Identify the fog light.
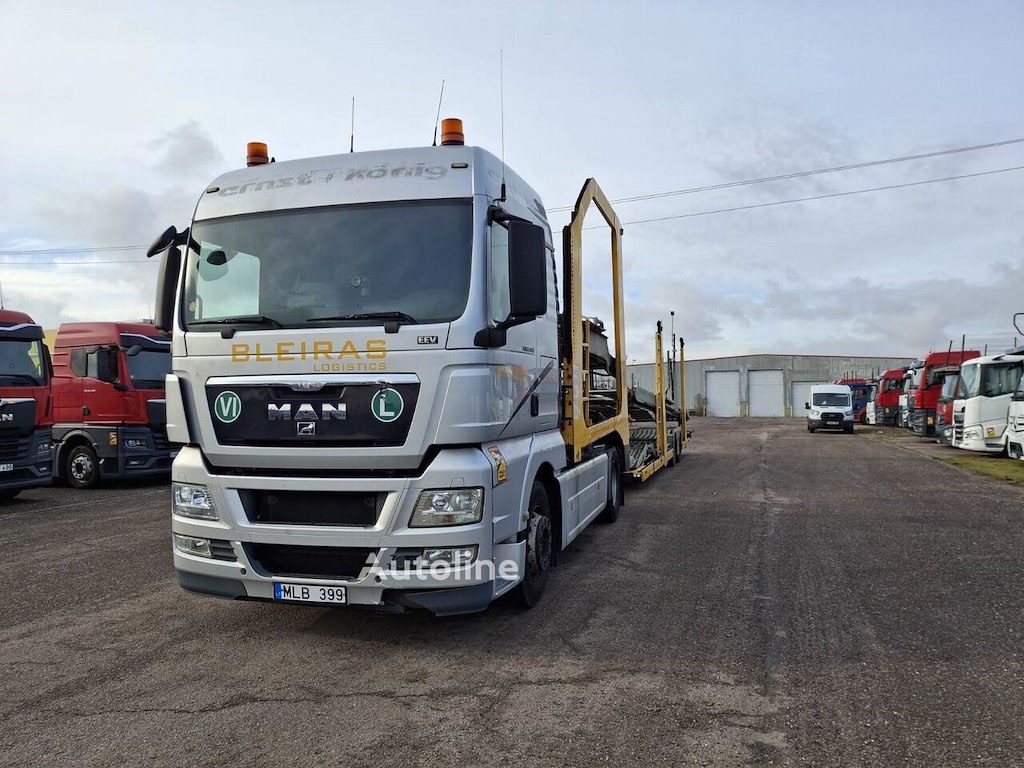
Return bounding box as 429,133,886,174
422,546,478,567
173,534,212,558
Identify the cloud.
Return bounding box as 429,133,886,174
147,120,224,179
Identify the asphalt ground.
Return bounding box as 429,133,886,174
1,418,1022,767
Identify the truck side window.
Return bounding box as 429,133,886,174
85,349,119,384
70,349,87,377
489,223,511,325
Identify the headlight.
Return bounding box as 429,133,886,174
422,546,478,567
963,428,980,440
173,534,212,558
172,482,218,520
410,488,483,527
810,410,820,418
124,438,148,449
36,440,52,456
844,409,853,417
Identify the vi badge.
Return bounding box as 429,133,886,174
371,388,404,423
214,391,242,423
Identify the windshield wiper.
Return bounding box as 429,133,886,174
191,314,283,328
0,373,42,386
190,314,284,339
306,311,418,325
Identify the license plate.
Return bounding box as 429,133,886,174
0,463,12,472
273,582,347,604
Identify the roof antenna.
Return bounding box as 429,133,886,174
431,80,445,147
349,97,355,153
0,281,4,309
497,49,507,203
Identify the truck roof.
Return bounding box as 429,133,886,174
811,384,852,394
880,368,907,379
959,353,1024,367
54,322,168,349
922,350,980,366
193,144,551,244
0,309,37,327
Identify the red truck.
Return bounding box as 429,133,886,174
908,350,980,437
51,322,176,488
0,309,54,501
873,368,907,426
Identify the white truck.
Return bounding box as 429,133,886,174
149,121,680,615
952,353,1024,454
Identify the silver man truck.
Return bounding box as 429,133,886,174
150,119,679,615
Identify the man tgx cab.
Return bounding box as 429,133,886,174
805,384,855,433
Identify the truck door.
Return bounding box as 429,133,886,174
82,346,128,423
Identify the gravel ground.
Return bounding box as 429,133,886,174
1,418,1022,767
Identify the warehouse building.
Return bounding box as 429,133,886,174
628,353,915,417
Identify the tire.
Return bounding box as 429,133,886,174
808,426,815,433
66,444,100,489
598,448,622,523
0,490,20,503
512,481,553,609
844,425,854,434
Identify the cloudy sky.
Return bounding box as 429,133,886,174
2,1,1023,361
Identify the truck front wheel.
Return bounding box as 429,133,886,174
513,481,552,609
598,448,622,523
66,444,99,489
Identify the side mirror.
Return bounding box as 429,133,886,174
124,345,143,357
507,220,547,320
804,402,810,409
147,225,179,258
155,246,182,334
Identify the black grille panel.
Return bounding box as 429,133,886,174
238,490,382,526
0,434,30,462
209,539,237,562
246,544,374,579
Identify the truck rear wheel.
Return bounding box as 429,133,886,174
598,448,622,523
66,444,99,489
512,481,552,609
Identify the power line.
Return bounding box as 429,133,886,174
617,165,1024,227
3,159,1023,265
0,259,156,266
548,136,1024,213
0,244,144,256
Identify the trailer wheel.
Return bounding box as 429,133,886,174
66,444,99,489
512,481,552,609
598,448,622,524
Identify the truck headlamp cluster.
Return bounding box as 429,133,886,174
410,488,483,527
124,438,149,449
810,410,821,418
36,440,52,456
172,483,219,520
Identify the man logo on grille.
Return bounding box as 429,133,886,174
214,391,242,423
371,387,404,423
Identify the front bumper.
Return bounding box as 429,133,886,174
808,414,854,430
0,427,53,493
909,408,936,437
102,426,178,480
956,425,1006,454
170,445,524,615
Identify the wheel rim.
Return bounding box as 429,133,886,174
70,453,94,482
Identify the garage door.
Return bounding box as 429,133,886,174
706,371,740,416
791,381,828,418
749,370,784,416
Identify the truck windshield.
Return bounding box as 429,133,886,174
940,374,960,399
184,200,473,328
812,393,850,407
126,350,170,389
0,339,46,386
960,362,1023,399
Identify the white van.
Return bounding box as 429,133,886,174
805,384,854,433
